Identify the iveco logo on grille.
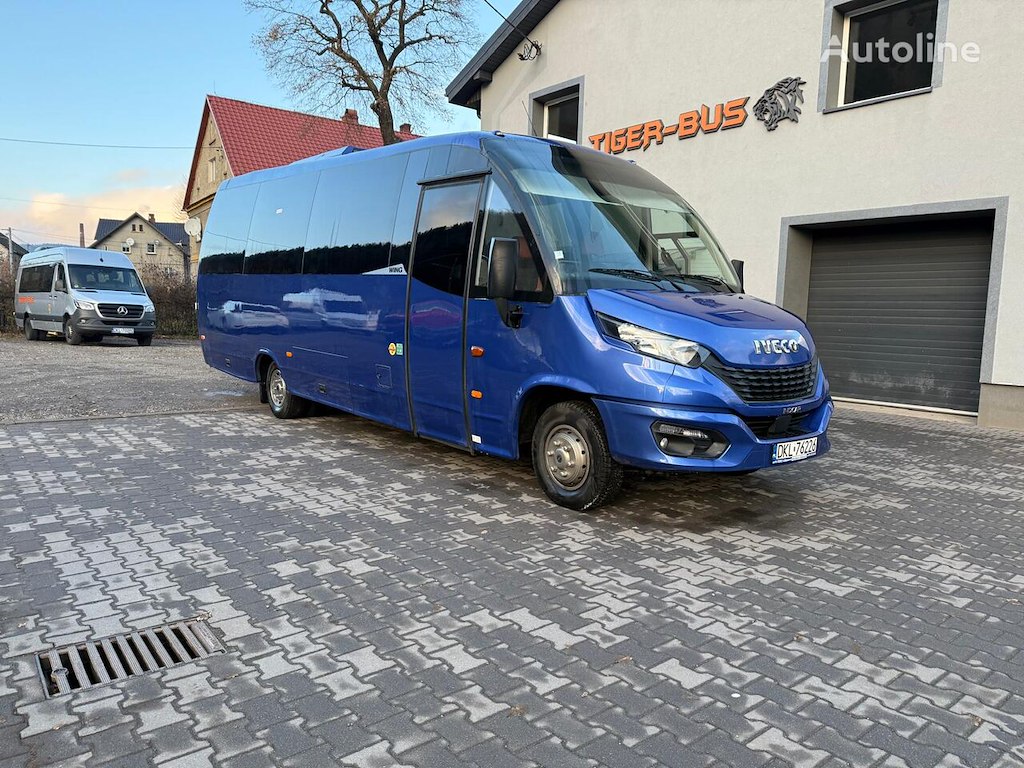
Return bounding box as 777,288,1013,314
753,338,802,354
117,305,129,316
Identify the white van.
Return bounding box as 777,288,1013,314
14,247,157,345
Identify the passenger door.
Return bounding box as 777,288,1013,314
406,179,483,446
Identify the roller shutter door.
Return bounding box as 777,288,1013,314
805,218,993,413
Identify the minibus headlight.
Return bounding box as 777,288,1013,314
75,300,96,311
144,302,156,313
601,316,707,368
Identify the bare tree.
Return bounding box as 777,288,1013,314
247,0,477,144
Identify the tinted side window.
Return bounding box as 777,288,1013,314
411,182,481,296
22,264,55,292
472,182,548,301
303,155,407,275
245,173,317,275
388,150,430,272
199,183,260,275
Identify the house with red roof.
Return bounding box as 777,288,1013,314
182,95,418,265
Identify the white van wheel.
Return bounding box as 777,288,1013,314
23,318,41,341
63,318,82,346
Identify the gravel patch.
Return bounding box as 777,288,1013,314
0,334,259,424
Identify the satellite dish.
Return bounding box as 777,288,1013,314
125,237,135,247
184,217,202,238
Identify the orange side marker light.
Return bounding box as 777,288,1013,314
470,346,485,357
470,390,483,399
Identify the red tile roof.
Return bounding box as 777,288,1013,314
208,95,419,177
184,95,420,209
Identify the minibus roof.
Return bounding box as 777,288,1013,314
217,131,573,192
20,246,138,270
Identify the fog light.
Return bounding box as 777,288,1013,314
656,424,710,440
652,422,729,459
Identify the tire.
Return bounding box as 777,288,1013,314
532,400,623,511
63,318,82,346
266,362,308,419
137,335,153,347
23,318,41,341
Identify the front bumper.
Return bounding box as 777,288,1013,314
71,308,157,336
593,396,833,472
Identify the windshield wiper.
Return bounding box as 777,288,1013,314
589,268,667,286
656,272,734,292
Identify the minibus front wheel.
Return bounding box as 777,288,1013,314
63,318,83,346
266,362,309,419
532,401,623,512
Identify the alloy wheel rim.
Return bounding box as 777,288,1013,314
544,425,590,490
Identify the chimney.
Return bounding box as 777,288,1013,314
400,122,412,134
79,223,85,247
148,213,156,223
342,108,359,125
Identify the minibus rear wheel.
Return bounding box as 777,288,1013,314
23,318,41,341
532,401,623,512
266,362,309,419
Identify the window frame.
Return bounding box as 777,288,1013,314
529,77,585,145
819,0,948,113
146,242,157,256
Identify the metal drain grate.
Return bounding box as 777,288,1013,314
36,619,224,697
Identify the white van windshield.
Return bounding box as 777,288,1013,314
69,265,145,293
485,138,741,295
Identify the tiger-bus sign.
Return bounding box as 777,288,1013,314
588,77,806,155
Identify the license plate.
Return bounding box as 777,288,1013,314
111,327,134,335
772,437,818,464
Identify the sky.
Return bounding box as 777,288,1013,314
0,0,519,247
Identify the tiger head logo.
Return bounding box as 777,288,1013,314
754,77,807,132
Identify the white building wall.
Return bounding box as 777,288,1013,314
478,0,1024,392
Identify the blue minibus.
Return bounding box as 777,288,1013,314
197,132,832,510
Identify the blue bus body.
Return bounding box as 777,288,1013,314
198,132,831,509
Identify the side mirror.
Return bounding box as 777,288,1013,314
487,237,518,300
730,259,745,291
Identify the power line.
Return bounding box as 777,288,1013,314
0,136,193,150
0,196,180,213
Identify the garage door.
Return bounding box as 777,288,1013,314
805,217,993,413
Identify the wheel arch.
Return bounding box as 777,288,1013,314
254,349,279,404
515,377,598,460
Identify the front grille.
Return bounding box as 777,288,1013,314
97,303,144,320
704,355,818,403
742,412,812,439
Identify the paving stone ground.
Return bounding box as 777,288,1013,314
1,404,1023,767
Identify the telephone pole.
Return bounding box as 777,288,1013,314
6,227,13,273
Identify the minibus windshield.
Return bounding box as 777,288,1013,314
69,265,145,293
485,138,740,295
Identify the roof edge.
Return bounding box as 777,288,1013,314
446,0,560,109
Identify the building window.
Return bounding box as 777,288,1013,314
122,242,132,254
835,0,939,107
543,93,579,143
146,242,157,255
207,158,217,184
531,79,583,144
131,224,136,232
